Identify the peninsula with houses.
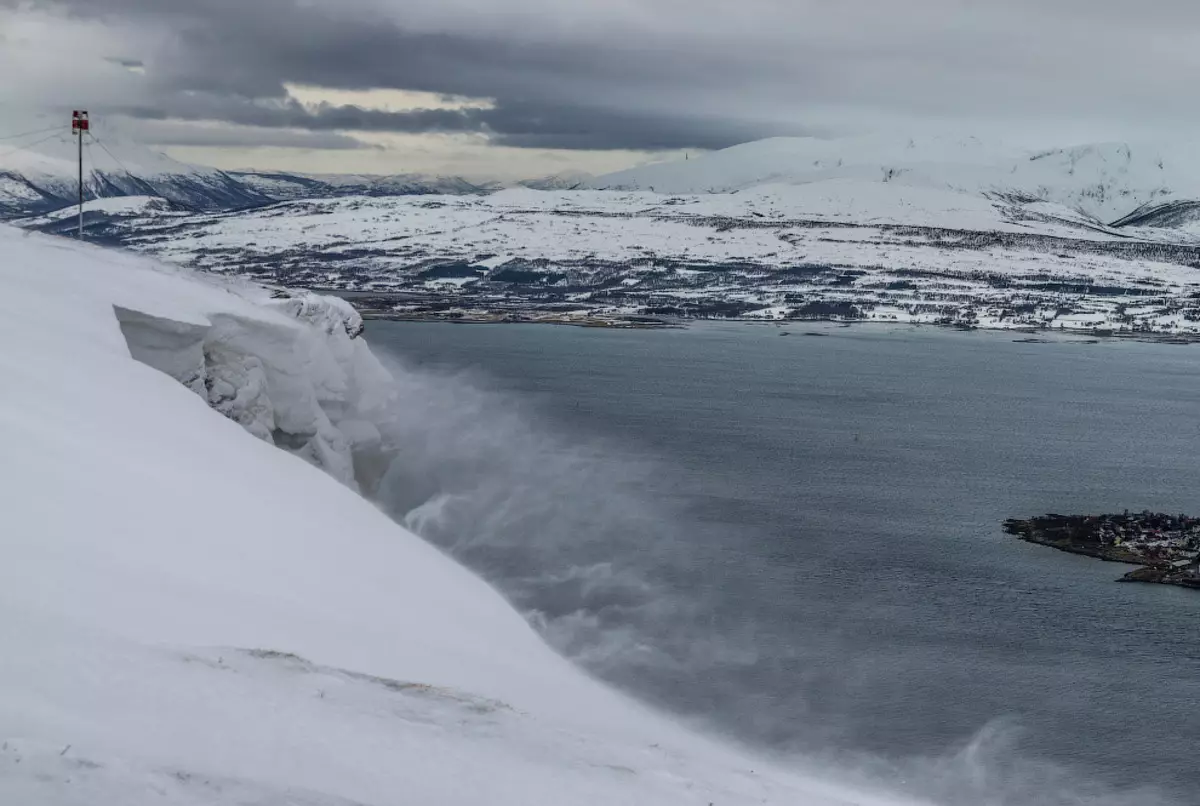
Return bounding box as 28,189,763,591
1004,512,1200,590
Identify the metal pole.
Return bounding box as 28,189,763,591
78,125,83,239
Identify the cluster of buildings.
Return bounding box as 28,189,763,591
1087,511,1200,570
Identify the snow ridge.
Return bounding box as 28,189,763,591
0,128,271,216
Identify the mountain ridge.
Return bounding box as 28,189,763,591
593,136,1200,224
0,134,495,218
8,131,1200,226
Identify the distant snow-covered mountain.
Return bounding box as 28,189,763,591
519,171,595,191
10,127,1200,228
229,170,490,200
0,130,493,219
594,135,1200,224
24,182,1200,337
0,132,271,217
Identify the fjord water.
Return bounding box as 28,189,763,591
368,320,1199,803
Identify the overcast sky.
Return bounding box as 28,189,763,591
3,0,1200,179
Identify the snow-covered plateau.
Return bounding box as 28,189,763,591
0,224,952,805
27,178,1200,337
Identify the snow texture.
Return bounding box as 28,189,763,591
0,225,920,806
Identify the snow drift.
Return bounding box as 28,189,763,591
0,225,931,805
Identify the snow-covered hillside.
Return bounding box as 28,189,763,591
33,183,1200,336
0,225,928,806
16,195,191,240
10,126,1200,227
0,130,270,217
596,136,1200,223
0,130,487,218
230,170,489,200
520,170,596,190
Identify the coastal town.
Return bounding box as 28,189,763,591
1004,512,1200,589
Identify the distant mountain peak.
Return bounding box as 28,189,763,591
0,134,270,218
0,136,491,219
519,171,595,191
592,135,1200,223
227,170,490,200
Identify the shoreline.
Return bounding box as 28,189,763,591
356,306,1200,343
360,310,680,329
1004,515,1200,590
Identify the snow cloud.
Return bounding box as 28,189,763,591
4,0,1200,175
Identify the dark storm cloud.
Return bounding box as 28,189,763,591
127,119,375,150
11,0,1200,150
117,94,804,151
10,0,799,150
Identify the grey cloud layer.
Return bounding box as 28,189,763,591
10,0,1200,150
120,94,791,151
128,119,376,150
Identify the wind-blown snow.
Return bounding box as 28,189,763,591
0,225,925,806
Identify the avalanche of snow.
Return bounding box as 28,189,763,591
0,224,929,806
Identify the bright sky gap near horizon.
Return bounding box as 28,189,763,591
5,0,1200,180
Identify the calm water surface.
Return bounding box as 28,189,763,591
368,320,1200,800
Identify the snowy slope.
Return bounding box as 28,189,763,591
231,170,489,200
520,170,596,190
0,225,923,806
0,131,269,217
595,136,1200,223
0,142,487,218
15,195,191,241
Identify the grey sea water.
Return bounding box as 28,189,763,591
368,319,1200,803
